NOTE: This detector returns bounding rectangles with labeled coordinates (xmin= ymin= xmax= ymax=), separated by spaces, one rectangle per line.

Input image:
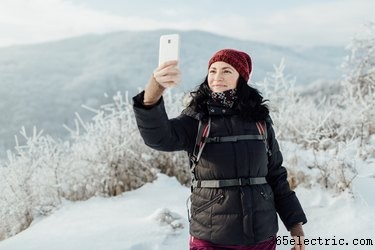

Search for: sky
xmin=0 ymin=0 xmax=374 ymax=48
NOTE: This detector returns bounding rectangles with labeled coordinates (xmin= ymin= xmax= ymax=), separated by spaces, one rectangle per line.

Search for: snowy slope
xmin=0 ymin=174 xmax=191 ymax=250
xmin=0 ymin=168 xmax=374 ymax=250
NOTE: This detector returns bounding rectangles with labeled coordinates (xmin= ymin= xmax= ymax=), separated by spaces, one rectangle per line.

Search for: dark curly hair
xmin=188 ymin=76 xmax=269 ymax=122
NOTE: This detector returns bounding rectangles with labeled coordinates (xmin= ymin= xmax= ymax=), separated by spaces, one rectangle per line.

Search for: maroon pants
xmin=189 ymin=235 xmax=276 ymax=250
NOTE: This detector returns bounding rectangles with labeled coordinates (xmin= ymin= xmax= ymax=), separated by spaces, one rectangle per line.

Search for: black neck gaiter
xmin=210 ymin=89 xmax=238 ymax=108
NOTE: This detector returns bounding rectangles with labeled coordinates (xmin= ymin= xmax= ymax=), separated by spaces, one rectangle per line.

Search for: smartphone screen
xmin=158 ymin=34 xmax=180 ymax=67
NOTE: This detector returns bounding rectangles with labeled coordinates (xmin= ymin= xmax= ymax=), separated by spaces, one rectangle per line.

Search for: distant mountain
xmin=0 ymin=30 xmax=346 ymax=156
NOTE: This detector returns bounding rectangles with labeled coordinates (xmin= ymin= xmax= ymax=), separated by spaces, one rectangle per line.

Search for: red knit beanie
xmin=208 ymin=49 xmax=252 ymax=82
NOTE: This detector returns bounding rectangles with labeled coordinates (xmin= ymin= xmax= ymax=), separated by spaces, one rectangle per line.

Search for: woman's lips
xmin=212 ymin=84 xmax=226 ymax=88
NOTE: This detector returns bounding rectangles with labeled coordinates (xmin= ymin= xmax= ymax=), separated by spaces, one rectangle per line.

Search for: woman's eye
xmin=224 ymin=70 xmax=232 ymax=74
xmin=209 ymin=70 xmax=216 ymax=74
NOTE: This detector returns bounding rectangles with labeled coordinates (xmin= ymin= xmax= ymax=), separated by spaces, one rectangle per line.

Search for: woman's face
xmin=208 ymin=61 xmax=240 ymax=93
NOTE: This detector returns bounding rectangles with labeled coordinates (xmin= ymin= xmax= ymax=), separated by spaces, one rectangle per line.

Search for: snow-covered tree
xmin=339 ymin=22 xmax=375 ymax=157
xmin=343 ymin=22 xmax=375 ymax=98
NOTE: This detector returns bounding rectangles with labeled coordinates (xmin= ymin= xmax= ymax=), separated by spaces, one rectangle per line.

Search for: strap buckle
xmin=191 ymin=179 xmax=201 ymax=188
xmin=209 ymin=137 xmax=220 ymax=143
xmin=239 ymin=178 xmax=250 ymax=185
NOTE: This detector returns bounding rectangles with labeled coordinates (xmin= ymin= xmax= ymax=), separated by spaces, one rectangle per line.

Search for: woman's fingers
xmin=157 ymin=75 xmax=180 ymax=88
xmin=154 ymin=70 xmax=180 ymax=84
xmin=153 ymin=60 xmax=180 ymax=88
xmin=154 ymin=67 xmax=180 ymax=78
xmin=158 ymin=60 xmax=178 ymax=69
xmin=154 ymin=64 xmax=179 ymax=76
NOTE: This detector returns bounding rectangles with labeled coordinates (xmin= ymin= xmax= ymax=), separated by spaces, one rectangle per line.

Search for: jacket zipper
xmin=194 ymin=193 xmax=224 ymax=215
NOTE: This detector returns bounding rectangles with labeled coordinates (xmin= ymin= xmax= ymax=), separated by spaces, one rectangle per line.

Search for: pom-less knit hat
xmin=208 ymin=49 xmax=252 ymax=82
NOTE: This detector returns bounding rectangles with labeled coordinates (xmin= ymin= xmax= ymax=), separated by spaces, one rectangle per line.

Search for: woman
xmin=133 ymin=49 xmax=307 ymax=249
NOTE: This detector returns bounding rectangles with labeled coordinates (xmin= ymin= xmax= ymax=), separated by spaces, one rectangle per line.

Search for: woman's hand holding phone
xmin=143 ymin=60 xmax=180 ymax=105
xmin=153 ymin=60 xmax=180 ymax=88
xmin=143 ymin=34 xmax=181 ymax=106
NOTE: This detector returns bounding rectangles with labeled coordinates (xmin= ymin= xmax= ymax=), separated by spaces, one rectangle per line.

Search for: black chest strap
xmin=206 ymin=134 xmax=265 ymax=143
xmin=192 ymin=177 xmax=267 ymax=188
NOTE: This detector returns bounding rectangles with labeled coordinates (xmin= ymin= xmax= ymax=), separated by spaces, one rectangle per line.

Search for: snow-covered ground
xmin=0 ymin=174 xmax=190 ymax=250
xmin=0 ymin=165 xmax=374 ymax=250
xmin=0 ymin=134 xmax=374 ymax=250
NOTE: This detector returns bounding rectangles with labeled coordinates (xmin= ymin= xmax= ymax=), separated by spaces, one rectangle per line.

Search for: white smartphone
xmin=158 ymin=34 xmax=180 ymax=67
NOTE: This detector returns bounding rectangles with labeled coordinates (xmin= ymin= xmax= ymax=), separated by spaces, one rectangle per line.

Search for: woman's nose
xmin=214 ymin=72 xmax=223 ymax=80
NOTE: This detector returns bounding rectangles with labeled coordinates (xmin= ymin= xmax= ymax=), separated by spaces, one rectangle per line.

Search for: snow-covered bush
xmin=0 ymin=127 xmax=66 ymax=240
xmin=146 ymin=150 xmax=190 ymax=186
xmin=255 ymin=23 xmax=375 ymax=192
xmin=61 ymin=91 xmax=156 ymax=199
xmin=256 ymin=63 xmax=366 ymax=192
xmin=255 ymin=60 xmax=339 ymax=149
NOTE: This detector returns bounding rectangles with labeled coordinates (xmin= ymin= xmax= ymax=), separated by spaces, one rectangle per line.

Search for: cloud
xmin=173 ymin=0 xmax=375 ymax=46
xmin=0 ymin=0 xmax=127 ymax=46
xmin=0 ymin=0 xmax=373 ymax=47
xmin=247 ymin=0 xmax=375 ymax=46
xmin=0 ymin=0 xmax=195 ymax=47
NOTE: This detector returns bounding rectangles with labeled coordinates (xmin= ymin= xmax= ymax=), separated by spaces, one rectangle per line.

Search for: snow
xmin=0 ymin=174 xmax=191 ymax=250
xmin=1 ymin=166 xmax=374 ymax=250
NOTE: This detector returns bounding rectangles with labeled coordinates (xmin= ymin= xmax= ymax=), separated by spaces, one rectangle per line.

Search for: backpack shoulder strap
xmin=190 ymin=117 xmax=211 ymax=183
xmin=256 ymin=120 xmax=271 ymax=157
xmin=191 ymin=118 xmax=210 ymax=162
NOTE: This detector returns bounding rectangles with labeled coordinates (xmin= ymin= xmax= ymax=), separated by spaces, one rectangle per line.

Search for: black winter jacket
xmin=133 ymin=91 xmax=307 ymax=246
